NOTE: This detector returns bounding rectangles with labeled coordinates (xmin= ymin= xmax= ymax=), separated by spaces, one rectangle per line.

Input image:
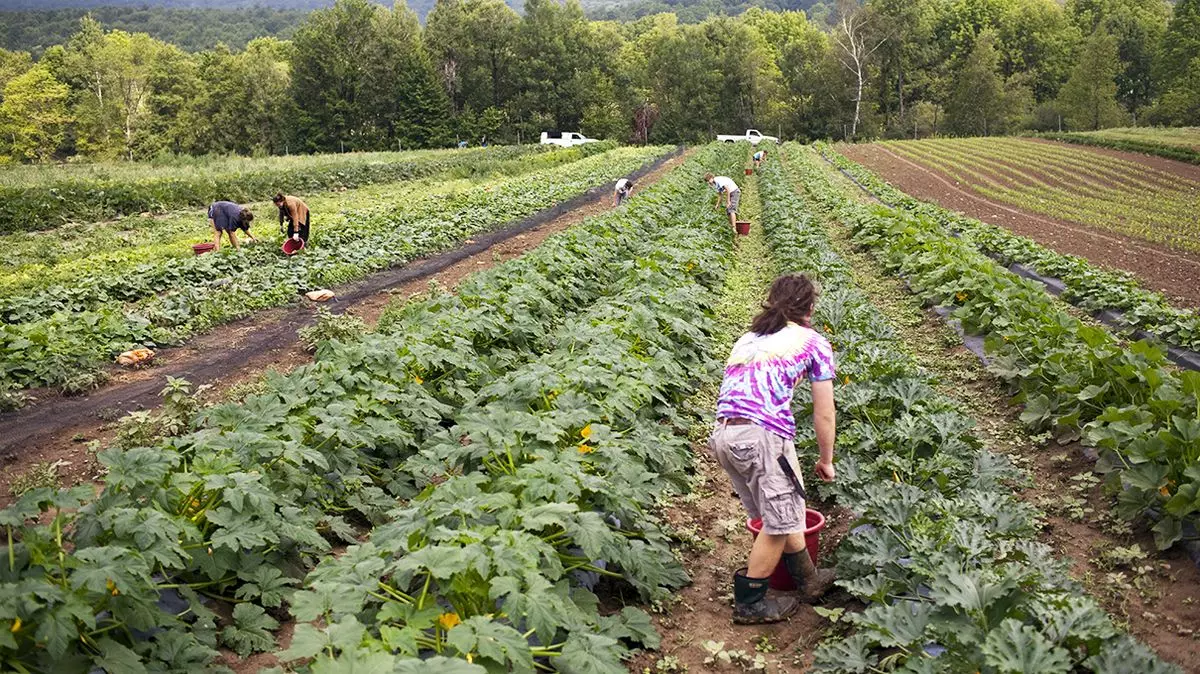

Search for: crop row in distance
xmin=0 ymin=144 xmax=562 ymax=234
xmin=0 ymin=144 xmax=667 ymax=399
xmin=1037 ymin=127 xmax=1200 ymax=166
xmin=879 ymin=137 xmax=1200 ymax=254
xmin=788 ymin=140 xmax=1200 ymax=552
xmin=817 ymin=143 xmax=1200 ymax=353
xmin=0 ymin=143 xmax=743 ymax=673
xmin=758 ymin=145 xmax=1174 ymax=673
xmin=0 ymin=141 xmax=617 ymax=294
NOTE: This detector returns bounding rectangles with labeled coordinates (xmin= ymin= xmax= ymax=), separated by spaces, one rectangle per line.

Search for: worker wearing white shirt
xmin=614 ymin=177 xmax=634 ymax=206
xmin=705 ymin=173 xmax=741 ymax=231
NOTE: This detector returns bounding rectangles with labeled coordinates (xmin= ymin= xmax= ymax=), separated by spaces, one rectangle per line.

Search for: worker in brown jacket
xmin=273 ymin=193 xmax=311 ymax=244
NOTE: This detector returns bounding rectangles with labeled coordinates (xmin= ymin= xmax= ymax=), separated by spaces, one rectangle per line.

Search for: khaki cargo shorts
xmin=726 ymin=189 xmax=741 ymax=215
xmin=709 ymin=419 xmax=806 ymax=535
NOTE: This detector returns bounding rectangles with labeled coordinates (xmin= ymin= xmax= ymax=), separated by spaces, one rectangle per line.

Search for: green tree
xmin=945 ymin=29 xmax=1006 ymax=135
xmin=1155 ymin=56 xmax=1200 ymax=124
xmin=1057 ymin=27 xmax=1127 ymax=130
xmin=425 ymin=0 xmax=519 ymax=115
xmin=1158 ymin=0 xmax=1200 ymax=89
xmin=0 ymin=49 xmax=34 ymax=92
xmin=0 ymin=64 xmax=72 ymax=162
xmin=290 ymin=0 xmax=450 ymax=151
xmin=1066 ymin=0 xmax=1169 ymax=118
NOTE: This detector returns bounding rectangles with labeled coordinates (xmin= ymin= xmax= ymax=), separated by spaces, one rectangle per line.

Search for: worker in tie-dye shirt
xmin=709 ymin=273 xmax=838 ymax=624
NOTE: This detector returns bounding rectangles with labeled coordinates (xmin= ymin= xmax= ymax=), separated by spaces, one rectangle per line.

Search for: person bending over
xmin=710 ymin=273 xmax=837 ymax=624
xmin=705 ymin=172 xmax=741 ymax=231
xmin=273 ymin=193 xmax=311 ymax=244
xmin=208 ymin=201 xmax=255 ymax=250
xmin=614 ymin=177 xmax=635 ymax=206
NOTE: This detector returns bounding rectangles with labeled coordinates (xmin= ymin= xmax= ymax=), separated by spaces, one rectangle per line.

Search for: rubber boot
xmin=783 ymin=551 xmax=836 ymax=603
xmin=732 ymin=568 xmax=798 ymax=625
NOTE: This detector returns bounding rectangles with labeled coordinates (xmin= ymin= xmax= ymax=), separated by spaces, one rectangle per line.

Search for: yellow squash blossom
xmin=578 ymin=445 xmax=595 ymax=455
xmin=580 ymin=424 xmax=593 ymax=440
xmin=414 ymin=374 xmax=424 ymax=385
xmin=10 ymin=618 xmax=20 ymax=633
xmin=438 ymin=612 xmax=461 ymax=630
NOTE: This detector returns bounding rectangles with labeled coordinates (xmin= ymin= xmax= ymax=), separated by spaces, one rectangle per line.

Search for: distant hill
xmin=0 ymin=0 xmax=820 ymax=54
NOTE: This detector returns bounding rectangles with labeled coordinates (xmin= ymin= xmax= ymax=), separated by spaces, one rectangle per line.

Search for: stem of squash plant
xmin=7 ymin=526 xmax=13 ymax=572
xmin=417 ymin=573 xmax=432 ymax=609
xmin=376 ymin=581 xmax=415 ymax=603
xmin=155 ymin=575 xmax=235 ymax=589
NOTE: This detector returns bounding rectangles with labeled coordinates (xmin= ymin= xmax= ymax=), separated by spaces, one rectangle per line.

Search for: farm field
xmin=819 ymin=144 xmax=1200 ymax=356
xmin=0 ymin=143 xmax=667 ymax=400
xmin=1 ymin=142 xmax=1198 ymax=674
xmin=1041 ymin=127 xmax=1200 ymax=164
xmin=0 ymin=144 xmax=551 ymax=233
xmin=840 ymin=137 xmax=1200 ymax=308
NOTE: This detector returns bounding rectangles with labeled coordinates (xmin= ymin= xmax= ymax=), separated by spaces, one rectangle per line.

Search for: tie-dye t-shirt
xmin=716 ymin=322 xmax=836 ymax=439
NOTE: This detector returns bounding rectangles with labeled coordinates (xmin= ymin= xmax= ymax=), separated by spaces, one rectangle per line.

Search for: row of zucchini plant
xmin=817 ymin=143 xmax=1200 ymax=353
xmin=0 ymin=143 xmax=740 ymax=673
xmin=785 ymin=142 xmax=1200 ymax=552
xmin=0 ymin=143 xmax=556 ymax=234
xmin=0 ymin=144 xmax=666 ymax=398
xmin=757 ymin=154 xmax=1176 ymax=673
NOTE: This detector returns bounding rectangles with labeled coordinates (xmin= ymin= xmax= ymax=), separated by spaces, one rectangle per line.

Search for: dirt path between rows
xmin=838 ymin=143 xmax=1200 ymax=308
xmin=0 ymin=150 xmax=692 ymax=504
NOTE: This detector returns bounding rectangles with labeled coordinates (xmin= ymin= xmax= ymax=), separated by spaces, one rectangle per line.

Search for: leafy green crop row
xmin=0 ymin=143 xmax=741 ymax=673
xmin=1035 ymin=131 xmax=1200 ymax=166
xmin=0 ymin=144 xmax=561 ymax=234
xmin=786 ymin=143 xmax=1200 ymax=552
xmin=819 ymin=143 xmax=1200 ymax=352
xmin=0 ymin=142 xmax=619 ymax=295
xmin=759 ymin=149 xmax=1176 ymax=673
xmin=0 ymin=144 xmax=664 ymax=397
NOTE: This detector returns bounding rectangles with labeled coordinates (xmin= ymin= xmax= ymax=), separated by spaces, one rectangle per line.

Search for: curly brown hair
xmin=750 ymin=273 xmax=818 ymax=335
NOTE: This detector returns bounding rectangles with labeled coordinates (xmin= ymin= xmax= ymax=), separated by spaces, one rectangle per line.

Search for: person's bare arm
xmin=811 ymin=379 xmax=836 ymax=481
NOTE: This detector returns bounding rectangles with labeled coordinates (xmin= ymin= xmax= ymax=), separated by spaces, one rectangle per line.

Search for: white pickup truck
xmin=716 ymin=129 xmax=779 ymax=145
xmin=540 ymin=131 xmax=600 ymax=147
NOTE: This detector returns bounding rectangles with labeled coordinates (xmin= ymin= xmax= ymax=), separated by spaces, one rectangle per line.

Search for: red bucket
xmin=746 ymin=509 xmax=826 ymax=591
xmin=192 ymin=242 xmax=216 ymax=256
xmin=282 ymin=238 xmax=306 ymax=256
xmin=744 ymin=168 xmax=754 ymax=175
xmin=735 ymin=221 xmax=751 ymax=236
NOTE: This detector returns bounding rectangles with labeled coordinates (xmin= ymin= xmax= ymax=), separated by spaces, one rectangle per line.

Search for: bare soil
xmin=815 ymin=157 xmax=1200 ymax=672
xmin=0 ymin=150 xmax=691 ymax=507
xmin=838 ymin=142 xmax=1200 ymax=308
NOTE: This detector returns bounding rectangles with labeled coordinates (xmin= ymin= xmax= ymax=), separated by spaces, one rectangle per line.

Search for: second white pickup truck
xmin=716 ymin=129 xmax=779 ymax=145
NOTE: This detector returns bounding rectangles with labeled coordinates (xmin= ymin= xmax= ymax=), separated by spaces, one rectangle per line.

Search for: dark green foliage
xmin=0 ymin=6 xmax=307 ymax=55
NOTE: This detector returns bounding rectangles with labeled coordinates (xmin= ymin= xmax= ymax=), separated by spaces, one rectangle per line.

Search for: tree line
xmin=0 ymin=0 xmax=1198 ymax=164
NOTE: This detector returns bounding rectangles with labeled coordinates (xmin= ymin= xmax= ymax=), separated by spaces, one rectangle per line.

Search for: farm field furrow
xmin=786 ymin=141 xmax=1200 ymax=554
xmin=0 ymin=143 xmax=551 ymax=233
xmin=0 ymin=143 xmax=742 ymax=673
xmin=760 ymin=145 xmax=1180 ymax=673
xmin=874 ymin=138 xmax=1200 ymax=254
xmin=0 ymin=144 xmax=668 ymax=399
xmin=820 ymin=145 xmax=1200 ymax=353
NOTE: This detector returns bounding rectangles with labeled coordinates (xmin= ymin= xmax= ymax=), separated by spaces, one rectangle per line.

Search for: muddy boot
xmin=783 ymin=551 xmax=836 ymax=603
xmin=732 ymin=568 xmax=798 ymax=625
